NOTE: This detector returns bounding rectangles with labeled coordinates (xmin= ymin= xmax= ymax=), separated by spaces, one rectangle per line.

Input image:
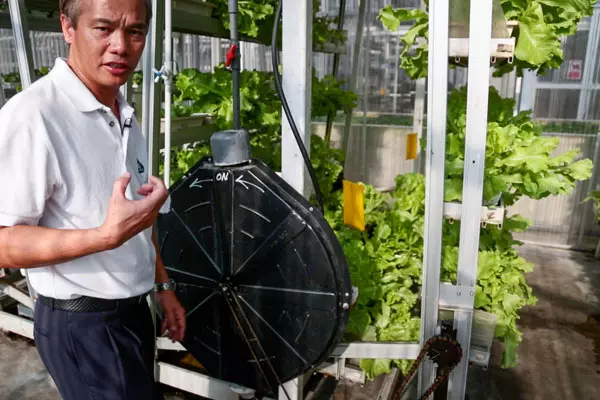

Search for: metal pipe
xmin=229 ymin=0 xmax=241 ymax=130
xmin=164 ymin=0 xmax=173 ymax=188
xmin=323 ymin=0 xmax=347 ymax=145
xmin=418 ymin=0 xmax=449 ymax=395
xmin=341 ymin=0 xmax=367 ymax=155
xmin=448 ymin=0 xmax=494 ymax=398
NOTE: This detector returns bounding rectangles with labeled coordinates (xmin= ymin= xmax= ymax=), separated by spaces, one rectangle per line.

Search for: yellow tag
xmin=343 ymin=180 xmax=365 ymax=231
xmin=406 ymin=133 xmax=418 ymax=160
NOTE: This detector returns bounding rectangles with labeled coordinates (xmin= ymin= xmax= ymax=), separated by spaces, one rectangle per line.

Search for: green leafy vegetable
xmin=209 ymin=0 xmax=347 ymax=49
xmin=158 ymin=65 xmax=356 ymax=183
xmin=378 ymin=0 xmax=596 ymax=78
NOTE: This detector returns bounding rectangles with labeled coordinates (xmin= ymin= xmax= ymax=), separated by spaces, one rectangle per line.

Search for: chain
xmin=392 ymin=335 xmax=463 ymax=400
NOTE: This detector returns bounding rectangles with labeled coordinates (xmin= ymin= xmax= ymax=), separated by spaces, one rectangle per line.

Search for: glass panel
xmin=594 ymin=35 xmax=600 ymax=85
xmin=449 ymin=0 xmax=510 ymax=39
xmin=533 ymin=89 xmax=580 ymax=119
xmin=538 ymin=30 xmax=589 ymax=83
xmin=587 ymin=90 xmax=600 ymax=120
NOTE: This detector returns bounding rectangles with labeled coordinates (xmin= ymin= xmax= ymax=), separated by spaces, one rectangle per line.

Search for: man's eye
xmin=95 ymin=27 xmax=109 ymax=32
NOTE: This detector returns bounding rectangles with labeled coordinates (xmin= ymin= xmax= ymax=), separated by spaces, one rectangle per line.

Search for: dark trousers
xmin=33 ymin=297 xmax=164 ymax=400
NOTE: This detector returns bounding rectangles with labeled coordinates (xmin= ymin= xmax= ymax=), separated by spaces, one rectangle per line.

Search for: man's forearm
xmin=152 ymin=228 xmax=170 ymax=284
xmin=0 ymin=225 xmax=111 ymax=269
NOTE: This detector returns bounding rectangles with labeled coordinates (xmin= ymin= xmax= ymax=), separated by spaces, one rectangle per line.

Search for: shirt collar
xmin=50 ymin=57 xmax=135 ymax=118
xmin=115 ymin=89 xmax=135 ymax=121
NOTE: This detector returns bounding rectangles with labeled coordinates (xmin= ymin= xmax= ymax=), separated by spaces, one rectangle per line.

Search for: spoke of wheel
xmin=229 ymin=291 xmax=292 ymax=400
xmin=171 ymin=209 xmax=222 ymax=275
xmin=221 ymin=291 xmax=279 ymax=397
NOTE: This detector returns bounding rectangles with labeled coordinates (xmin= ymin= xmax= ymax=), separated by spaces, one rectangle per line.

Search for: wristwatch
xmin=155 ymin=279 xmax=176 ymax=292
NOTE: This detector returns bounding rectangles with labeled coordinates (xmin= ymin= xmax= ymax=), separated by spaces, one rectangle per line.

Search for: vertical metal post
xmin=141 ymin=0 xmax=164 ymax=385
xmin=417 ymin=0 xmax=449 ymax=396
xmin=280 ymin=0 xmax=313 ymax=198
xmin=8 ymin=0 xmax=35 ymax=88
xmin=359 ymin=0 xmax=371 ymax=182
xmin=341 ymin=0 xmax=367 ymax=154
xmin=141 ymin=0 xmax=165 ymax=178
xmin=392 ymin=36 xmax=400 ymax=113
xmin=577 ymin=9 xmax=600 ymax=121
xmin=0 ymin=75 xmax=6 ymax=107
xmin=323 ymin=0 xmax=347 ymax=144
xmin=412 ymin=76 xmax=426 ymax=174
xmin=279 ymin=0 xmax=313 ymax=396
xmin=211 ymin=38 xmax=221 ymax=71
xmin=191 ymin=35 xmax=199 ymax=69
xmin=228 ymin=0 xmax=241 ymax=130
xmin=517 ymin=69 xmax=536 ymax=112
xmin=120 ymin=77 xmax=134 ymax=104
xmin=8 ymin=0 xmax=38 ymax=309
xmin=163 ymin=0 xmax=174 ymax=188
xmin=447 ymin=1 xmax=494 ymax=399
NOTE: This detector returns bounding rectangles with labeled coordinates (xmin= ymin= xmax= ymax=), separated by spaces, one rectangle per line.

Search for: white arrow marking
xmin=235 ymin=174 xmax=265 ymax=193
xmin=189 ymin=178 xmax=213 ymax=189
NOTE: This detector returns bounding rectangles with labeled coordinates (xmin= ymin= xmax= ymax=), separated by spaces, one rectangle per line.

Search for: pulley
xmin=156 ymin=130 xmax=352 ymax=397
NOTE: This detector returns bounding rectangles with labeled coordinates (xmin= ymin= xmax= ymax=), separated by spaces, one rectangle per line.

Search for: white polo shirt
xmin=0 ymin=57 xmax=163 ymax=300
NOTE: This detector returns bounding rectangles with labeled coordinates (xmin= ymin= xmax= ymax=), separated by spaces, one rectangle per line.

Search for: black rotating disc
xmin=156 ymin=157 xmax=352 ymax=397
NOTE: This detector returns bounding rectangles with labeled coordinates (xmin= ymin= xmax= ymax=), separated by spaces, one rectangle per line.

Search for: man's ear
xmin=60 ymin=14 xmax=75 ymax=45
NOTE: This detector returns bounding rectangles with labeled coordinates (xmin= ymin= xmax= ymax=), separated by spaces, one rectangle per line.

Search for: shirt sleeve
xmin=0 ymin=105 xmax=59 ymax=227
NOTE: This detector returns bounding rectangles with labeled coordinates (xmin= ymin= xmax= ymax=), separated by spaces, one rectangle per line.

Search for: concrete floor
xmin=467 ymin=244 xmax=600 ymax=400
xmin=0 ymin=331 xmax=198 ymax=400
xmin=1 ymin=244 xmax=599 ymax=399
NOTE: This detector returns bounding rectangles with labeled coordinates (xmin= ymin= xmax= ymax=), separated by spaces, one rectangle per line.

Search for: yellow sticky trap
xmin=406 ymin=133 xmax=418 ymax=160
xmin=343 ymin=180 xmax=365 ymax=231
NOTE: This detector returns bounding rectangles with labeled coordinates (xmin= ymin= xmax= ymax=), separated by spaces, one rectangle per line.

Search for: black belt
xmin=38 ymin=292 xmax=150 ymax=313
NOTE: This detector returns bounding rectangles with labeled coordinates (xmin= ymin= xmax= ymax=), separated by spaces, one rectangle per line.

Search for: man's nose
xmin=109 ymin=30 xmax=128 ymax=55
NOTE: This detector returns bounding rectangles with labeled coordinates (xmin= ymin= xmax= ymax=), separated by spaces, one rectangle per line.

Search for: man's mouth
xmin=104 ymin=63 xmax=129 ymax=74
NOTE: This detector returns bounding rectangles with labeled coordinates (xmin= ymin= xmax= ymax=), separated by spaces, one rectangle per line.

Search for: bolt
xmin=457 ymin=291 xmax=461 ymax=296
xmin=309 ymin=207 xmax=314 ymax=212
xmin=344 ymin=292 xmax=349 ymax=297
xmin=470 ymin=290 xmax=474 ymax=296
xmin=342 ymin=303 xmax=349 ymax=310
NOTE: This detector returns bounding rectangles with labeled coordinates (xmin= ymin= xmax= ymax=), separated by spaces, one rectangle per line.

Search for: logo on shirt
xmin=137 ymin=159 xmax=145 ymax=174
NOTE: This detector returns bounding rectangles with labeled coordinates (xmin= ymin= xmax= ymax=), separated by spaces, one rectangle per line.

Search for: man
xmin=0 ymin=0 xmax=185 ymax=399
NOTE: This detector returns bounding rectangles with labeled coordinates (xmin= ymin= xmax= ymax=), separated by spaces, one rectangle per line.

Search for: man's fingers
xmin=137 ymin=184 xmax=154 ymax=196
xmin=113 ymin=172 xmax=131 ymax=199
xmin=147 ymin=175 xmax=166 ymax=188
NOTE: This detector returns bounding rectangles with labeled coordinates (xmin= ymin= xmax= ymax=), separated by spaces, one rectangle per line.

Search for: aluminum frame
xmin=447 ymin=1 xmax=494 ymax=399
xmin=418 ymin=0 xmax=449 ymax=394
xmin=278 ymin=2 xmax=312 ymax=397
xmin=280 ymin=0 xmax=314 ymax=199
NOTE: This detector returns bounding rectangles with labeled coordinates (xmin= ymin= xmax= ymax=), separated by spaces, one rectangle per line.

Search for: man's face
xmin=61 ymin=0 xmax=147 ymax=92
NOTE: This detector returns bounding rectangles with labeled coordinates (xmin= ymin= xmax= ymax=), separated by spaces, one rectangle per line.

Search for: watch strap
xmin=155 ymin=279 xmax=176 ymax=292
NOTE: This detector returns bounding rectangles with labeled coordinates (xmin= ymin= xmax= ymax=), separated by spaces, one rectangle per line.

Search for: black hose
xmin=271 ymin=0 xmax=325 ymax=213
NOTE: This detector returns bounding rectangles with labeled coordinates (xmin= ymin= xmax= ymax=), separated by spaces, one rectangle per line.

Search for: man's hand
xmin=156 ymin=290 xmax=186 ymax=342
xmin=101 ymin=173 xmax=168 ymax=248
